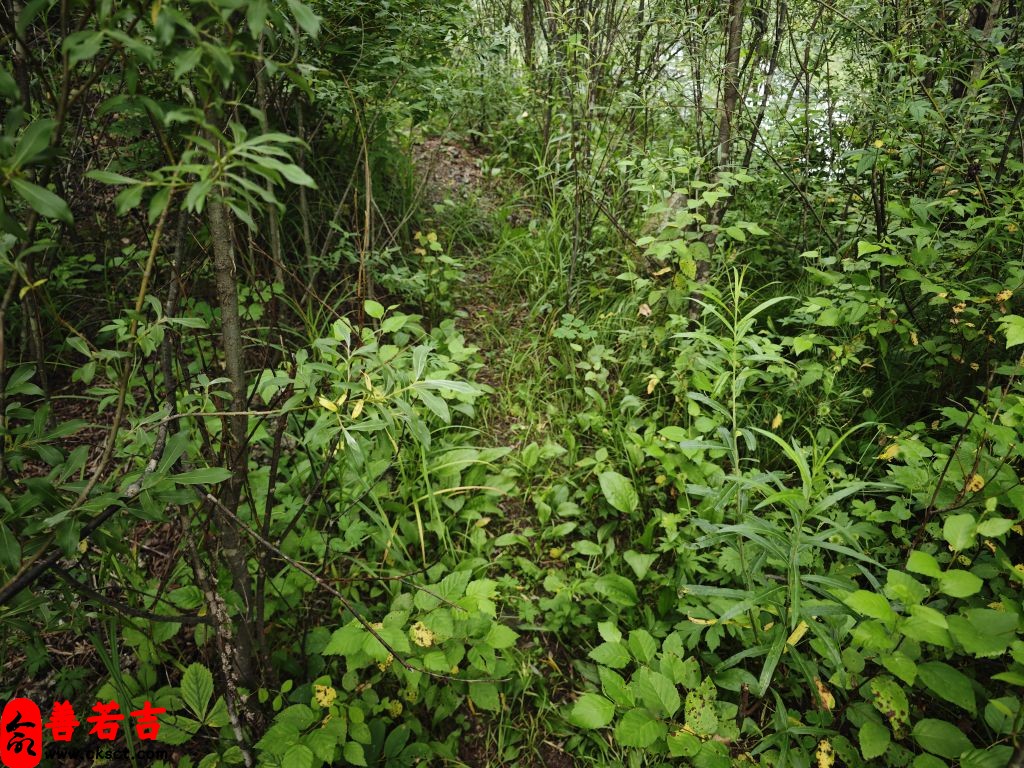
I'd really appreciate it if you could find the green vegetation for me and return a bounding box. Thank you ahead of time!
[2,0,1024,766]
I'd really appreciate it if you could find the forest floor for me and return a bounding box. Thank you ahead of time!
[413,137,578,768]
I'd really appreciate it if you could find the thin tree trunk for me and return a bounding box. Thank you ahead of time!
[742,0,786,169]
[691,0,744,320]
[207,193,259,689]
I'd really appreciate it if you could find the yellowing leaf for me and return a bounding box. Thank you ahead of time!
[314,684,337,708]
[816,739,835,768]
[410,621,435,648]
[351,399,365,419]
[786,620,809,647]
[771,412,783,430]
[877,443,900,461]
[646,376,659,394]
[873,139,884,149]
[638,303,652,317]
[18,278,47,300]
[317,396,338,412]
[813,678,835,712]
[965,473,985,493]
[688,616,717,625]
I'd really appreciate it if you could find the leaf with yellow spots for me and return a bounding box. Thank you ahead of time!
[410,621,435,648]
[314,684,337,708]
[877,443,900,461]
[816,739,835,768]
[813,678,835,712]
[965,473,985,493]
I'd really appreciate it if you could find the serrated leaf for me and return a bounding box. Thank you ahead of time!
[282,744,313,768]
[569,693,615,729]
[593,574,638,607]
[632,668,680,717]
[181,663,213,720]
[614,708,666,748]
[859,719,890,760]
[589,641,631,668]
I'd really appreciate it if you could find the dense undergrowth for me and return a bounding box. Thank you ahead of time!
[2,0,1024,767]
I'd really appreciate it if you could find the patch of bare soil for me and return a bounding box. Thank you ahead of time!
[412,137,490,207]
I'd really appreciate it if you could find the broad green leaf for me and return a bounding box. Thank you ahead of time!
[999,315,1024,349]
[667,729,701,757]
[632,668,680,717]
[285,0,321,36]
[589,641,631,668]
[884,571,929,606]
[322,623,366,656]
[943,514,976,551]
[598,471,638,514]
[599,667,634,708]
[880,654,917,685]
[11,178,73,223]
[907,550,942,578]
[844,589,895,622]
[181,663,213,720]
[282,744,313,768]
[469,682,500,712]
[569,693,615,729]
[976,518,1014,537]
[627,629,658,664]
[916,662,976,714]
[859,719,890,760]
[659,426,687,442]
[484,623,518,650]
[364,300,385,319]
[623,550,657,580]
[912,719,973,759]
[614,708,666,748]
[593,574,638,607]
[342,742,367,766]
[938,570,983,598]
[11,119,55,168]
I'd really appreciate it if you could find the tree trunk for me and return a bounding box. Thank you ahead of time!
[691,0,745,320]
[207,193,259,689]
